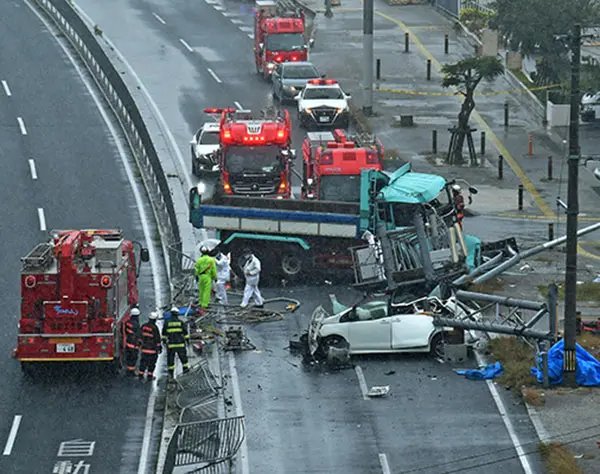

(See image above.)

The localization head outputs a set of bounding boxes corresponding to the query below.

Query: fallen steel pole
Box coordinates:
[433,317,555,340]
[452,251,504,286]
[455,290,546,311]
[472,221,600,285]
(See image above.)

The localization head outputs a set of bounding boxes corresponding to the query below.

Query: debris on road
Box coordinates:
[367,386,390,397]
[384,370,396,376]
[455,362,504,380]
[223,326,256,351]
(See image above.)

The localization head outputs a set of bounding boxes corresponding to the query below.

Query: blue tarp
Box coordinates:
[456,362,504,380]
[531,339,600,386]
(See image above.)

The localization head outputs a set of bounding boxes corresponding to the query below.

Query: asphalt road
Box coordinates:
[69,1,545,473]
[0,2,161,473]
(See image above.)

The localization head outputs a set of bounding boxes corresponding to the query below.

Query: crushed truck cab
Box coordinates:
[15,229,149,371]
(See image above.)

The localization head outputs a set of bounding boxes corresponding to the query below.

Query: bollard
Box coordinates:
[432,130,437,154]
[547,156,553,181]
[518,184,524,211]
[498,155,504,180]
[480,131,486,156]
[528,133,533,156]
[548,222,554,241]
[404,32,409,53]
[504,102,509,127]
[426,59,431,80]
[376,59,381,82]
[444,34,449,54]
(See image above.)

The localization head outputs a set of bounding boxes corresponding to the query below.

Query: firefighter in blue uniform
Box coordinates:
[138,311,162,379]
[124,307,141,375]
[162,306,190,379]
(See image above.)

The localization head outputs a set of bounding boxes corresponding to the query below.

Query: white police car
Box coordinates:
[190,121,221,177]
[295,79,351,129]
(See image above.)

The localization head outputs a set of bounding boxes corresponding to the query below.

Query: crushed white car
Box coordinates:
[308,294,481,359]
[190,122,221,177]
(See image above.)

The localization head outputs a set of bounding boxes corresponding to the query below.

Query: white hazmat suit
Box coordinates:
[240,253,264,308]
[214,253,231,305]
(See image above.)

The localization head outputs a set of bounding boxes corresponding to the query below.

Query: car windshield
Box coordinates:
[319,174,362,202]
[282,65,319,79]
[225,146,282,174]
[304,87,344,100]
[266,33,305,52]
[200,131,220,145]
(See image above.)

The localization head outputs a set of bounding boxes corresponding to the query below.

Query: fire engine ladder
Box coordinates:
[21,243,54,271]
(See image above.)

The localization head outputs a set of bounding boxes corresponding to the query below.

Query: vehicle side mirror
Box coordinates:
[290,149,297,159]
[309,38,315,49]
[595,168,600,181]
[293,94,301,101]
[189,139,195,145]
[345,94,352,100]
[258,42,264,52]
[468,186,478,195]
[140,248,150,262]
[320,73,327,78]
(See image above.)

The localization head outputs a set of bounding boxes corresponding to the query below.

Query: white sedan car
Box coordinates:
[190,122,221,177]
[308,295,478,359]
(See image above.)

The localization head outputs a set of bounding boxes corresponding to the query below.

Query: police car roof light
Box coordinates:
[308,79,338,85]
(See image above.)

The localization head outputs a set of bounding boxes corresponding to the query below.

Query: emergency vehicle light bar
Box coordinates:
[204,108,236,114]
[308,79,337,85]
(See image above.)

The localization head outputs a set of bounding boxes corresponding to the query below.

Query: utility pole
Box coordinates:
[563,23,582,387]
[362,0,374,116]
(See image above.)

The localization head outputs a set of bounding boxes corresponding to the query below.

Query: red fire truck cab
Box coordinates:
[302,129,385,202]
[15,229,149,373]
[254,0,308,80]
[206,107,294,198]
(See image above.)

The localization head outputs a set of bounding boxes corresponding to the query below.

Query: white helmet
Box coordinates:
[170,306,179,314]
[149,311,158,320]
[452,184,462,193]
[200,246,210,255]
[130,308,140,317]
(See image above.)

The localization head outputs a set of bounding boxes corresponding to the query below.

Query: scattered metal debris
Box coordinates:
[223,327,256,351]
[367,386,390,397]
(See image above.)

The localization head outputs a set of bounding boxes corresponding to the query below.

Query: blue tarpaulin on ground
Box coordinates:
[456,362,504,380]
[530,339,600,386]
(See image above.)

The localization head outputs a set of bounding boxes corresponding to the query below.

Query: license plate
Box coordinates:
[319,116,330,123]
[56,343,75,353]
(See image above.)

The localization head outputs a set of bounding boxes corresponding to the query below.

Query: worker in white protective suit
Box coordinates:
[214,251,231,305]
[240,248,264,308]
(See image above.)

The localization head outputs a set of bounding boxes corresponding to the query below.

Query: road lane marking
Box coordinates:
[2,80,11,96]
[239,26,254,33]
[29,159,38,180]
[152,12,166,25]
[354,365,369,400]
[17,117,27,135]
[37,208,46,231]
[207,68,222,83]
[248,34,254,40]
[231,18,244,24]
[23,9,167,474]
[228,352,249,474]
[2,415,22,456]
[213,5,225,11]
[378,453,391,474]
[221,11,237,17]
[204,0,219,4]
[234,101,243,110]
[179,38,194,53]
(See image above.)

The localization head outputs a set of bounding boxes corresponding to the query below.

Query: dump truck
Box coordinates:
[14,229,149,373]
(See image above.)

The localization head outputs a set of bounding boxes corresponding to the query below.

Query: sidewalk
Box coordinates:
[304,2,600,473]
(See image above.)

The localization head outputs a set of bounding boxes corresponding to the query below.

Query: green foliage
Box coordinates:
[459,8,495,37]
[441,56,505,93]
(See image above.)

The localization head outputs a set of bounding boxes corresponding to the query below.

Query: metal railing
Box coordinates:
[461,0,494,14]
[32,0,183,296]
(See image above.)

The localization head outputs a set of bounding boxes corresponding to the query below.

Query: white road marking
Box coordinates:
[207,68,222,84]
[179,38,194,53]
[234,101,243,110]
[17,117,27,135]
[378,453,391,474]
[73,5,193,191]
[213,5,225,11]
[354,365,369,400]
[37,208,46,231]
[476,352,534,474]
[230,18,244,24]
[24,6,166,474]
[28,159,38,180]
[248,34,254,40]
[2,415,22,456]
[152,12,166,25]
[204,0,219,4]
[2,80,11,96]
[239,26,254,33]
[221,11,236,17]
[228,352,249,474]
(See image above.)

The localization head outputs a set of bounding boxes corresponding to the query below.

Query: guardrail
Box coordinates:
[32,0,183,293]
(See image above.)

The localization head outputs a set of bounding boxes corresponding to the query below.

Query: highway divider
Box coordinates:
[31,0,183,296]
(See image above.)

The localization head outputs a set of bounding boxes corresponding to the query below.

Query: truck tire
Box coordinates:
[280,247,305,279]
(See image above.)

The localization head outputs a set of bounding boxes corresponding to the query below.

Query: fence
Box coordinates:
[434,0,462,18]
[32,0,183,294]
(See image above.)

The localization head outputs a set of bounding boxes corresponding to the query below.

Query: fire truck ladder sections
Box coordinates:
[176,358,222,410]
[348,132,378,148]
[21,243,54,271]
[163,416,245,474]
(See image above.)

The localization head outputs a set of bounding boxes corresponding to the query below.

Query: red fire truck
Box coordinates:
[14,229,149,373]
[205,107,294,198]
[254,0,309,80]
[301,129,385,201]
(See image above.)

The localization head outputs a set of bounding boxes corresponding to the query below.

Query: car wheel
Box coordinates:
[280,248,304,279]
[430,333,446,360]
[317,335,348,359]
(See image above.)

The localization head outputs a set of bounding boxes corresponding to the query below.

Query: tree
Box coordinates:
[441,56,504,165]
[492,0,600,85]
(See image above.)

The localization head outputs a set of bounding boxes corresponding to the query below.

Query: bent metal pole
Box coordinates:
[362,0,374,115]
